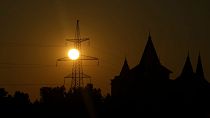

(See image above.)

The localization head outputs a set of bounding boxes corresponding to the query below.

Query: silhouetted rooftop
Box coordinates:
[120,58,130,76]
[196,53,204,78]
[180,53,194,77]
[139,33,160,67]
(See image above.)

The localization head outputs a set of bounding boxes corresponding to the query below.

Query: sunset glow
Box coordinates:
[68,49,80,60]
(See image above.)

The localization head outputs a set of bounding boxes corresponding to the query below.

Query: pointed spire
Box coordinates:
[148,31,151,40]
[196,52,204,78]
[180,53,194,77]
[139,32,160,66]
[120,58,130,76]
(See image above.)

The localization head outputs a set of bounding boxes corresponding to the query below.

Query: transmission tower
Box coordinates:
[56,20,99,89]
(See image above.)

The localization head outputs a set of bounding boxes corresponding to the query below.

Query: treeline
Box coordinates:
[1,82,210,118]
[0,84,110,118]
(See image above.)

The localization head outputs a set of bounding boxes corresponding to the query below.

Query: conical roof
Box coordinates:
[196,53,204,78]
[180,53,194,77]
[139,33,160,67]
[120,58,130,76]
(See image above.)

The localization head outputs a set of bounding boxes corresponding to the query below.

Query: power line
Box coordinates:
[0,83,63,86]
[0,42,67,47]
[0,63,56,68]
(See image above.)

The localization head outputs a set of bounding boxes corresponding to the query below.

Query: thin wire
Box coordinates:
[0,63,56,68]
[0,83,63,86]
[0,42,67,47]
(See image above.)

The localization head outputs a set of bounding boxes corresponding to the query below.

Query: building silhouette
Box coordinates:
[111,33,210,117]
[112,33,172,98]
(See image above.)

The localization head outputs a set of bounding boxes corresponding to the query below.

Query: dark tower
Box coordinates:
[139,32,160,67]
[180,53,194,78]
[131,33,172,79]
[56,20,99,89]
[195,53,209,86]
[111,58,130,97]
[196,53,204,79]
[120,58,130,76]
[111,33,172,97]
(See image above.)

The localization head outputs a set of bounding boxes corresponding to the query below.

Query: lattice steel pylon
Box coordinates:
[56,20,99,89]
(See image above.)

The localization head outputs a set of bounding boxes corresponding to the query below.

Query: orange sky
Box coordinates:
[0,0,210,101]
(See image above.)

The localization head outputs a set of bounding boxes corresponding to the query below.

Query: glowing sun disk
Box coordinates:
[68,49,80,60]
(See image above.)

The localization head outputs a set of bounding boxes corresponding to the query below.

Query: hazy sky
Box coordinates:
[0,0,210,101]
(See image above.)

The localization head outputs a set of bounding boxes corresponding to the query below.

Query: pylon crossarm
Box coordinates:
[56,57,70,66]
[57,57,70,61]
[57,55,99,61]
[56,55,99,67]
[80,55,99,60]
[80,55,99,65]
[65,38,89,42]
[56,55,99,62]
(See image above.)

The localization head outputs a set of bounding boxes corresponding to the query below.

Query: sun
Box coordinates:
[68,48,80,60]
